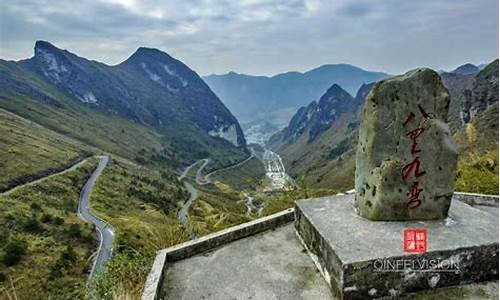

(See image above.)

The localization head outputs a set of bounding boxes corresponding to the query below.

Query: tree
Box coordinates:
[49,245,78,279]
[68,223,81,238]
[30,202,41,211]
[62,245,77,263]
[4,238,28,266]
[24,216,42,233]
[54,216,65,225]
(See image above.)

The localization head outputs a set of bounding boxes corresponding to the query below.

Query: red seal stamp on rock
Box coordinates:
[403,228,427,253]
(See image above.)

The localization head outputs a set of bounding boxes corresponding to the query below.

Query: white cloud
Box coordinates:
[0,0,498,76]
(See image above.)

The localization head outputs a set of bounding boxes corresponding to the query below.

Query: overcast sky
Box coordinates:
[1,0,498,76]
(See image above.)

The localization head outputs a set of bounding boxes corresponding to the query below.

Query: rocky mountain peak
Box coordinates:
[283,101,318,142]
[309,84,354,141]
[34,40,59,53]
[121,46,200,94]
[18,41,246,149]
[318,83,352,106]
[120,46,246,148]
[32,41,73,78]
[126,47,174,64]
[451,63,480,75]
[277,83,357,144]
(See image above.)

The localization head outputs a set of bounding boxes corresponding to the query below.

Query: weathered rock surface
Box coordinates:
[355,68,458,220]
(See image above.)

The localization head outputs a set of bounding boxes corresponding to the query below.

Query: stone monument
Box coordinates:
[355,68,458,220]
[294,68,498,299]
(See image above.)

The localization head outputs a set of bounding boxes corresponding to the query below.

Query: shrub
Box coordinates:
[49,245,78,279]
[30,202,41,211]
[0,228,9,246]
[41,213,53,223]
[62,245,77,263]
[24,216,42,233]
[68,223,81,238]
[4,238,28,266]
[54,216,65,225]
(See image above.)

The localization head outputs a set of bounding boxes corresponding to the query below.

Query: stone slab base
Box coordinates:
[294,194,499,300]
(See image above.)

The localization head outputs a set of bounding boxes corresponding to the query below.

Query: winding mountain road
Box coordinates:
[1,157,90,196]
[177,159,209,239]
[194,158,212,185]
[177,153,256,238]
[77,155,114,278]
[177,181,198,239]
[197,150,257,185]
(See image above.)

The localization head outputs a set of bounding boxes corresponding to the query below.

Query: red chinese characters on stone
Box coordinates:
[402,106,432,209]
[408,182,424,209]
[403,112,416,127]
[401,156,426,183]
[407,128,425,154]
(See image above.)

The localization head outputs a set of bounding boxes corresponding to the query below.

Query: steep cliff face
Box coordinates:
[441,59,498,132]
[440,72,475,132]
[117,47,246,147]
[19,41,246,148]
[271,84,357,145]
[463,59,499,123]
[268,83,374,192]
[270,60,498,194]
[1,41,248,170]
[451,59,499,194]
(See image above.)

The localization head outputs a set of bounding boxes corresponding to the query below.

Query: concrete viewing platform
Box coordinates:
[163,224,332,299]
[142,192,499,300]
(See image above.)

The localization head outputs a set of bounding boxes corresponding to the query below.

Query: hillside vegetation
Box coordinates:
[0,109,94,191]
[88,157,189,299]
[0,158,98,300]
[454,99,499,193]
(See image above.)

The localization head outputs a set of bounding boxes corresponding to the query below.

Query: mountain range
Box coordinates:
[269,59,498,193]
[203,64,389,128]
[0,41,247,171]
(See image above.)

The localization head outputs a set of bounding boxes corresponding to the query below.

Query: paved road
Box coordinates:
[1,157,90,196]
[77,155,114,278]
[177,159,211,239]
[194,158,212,185]
[178,181,198,239]
[177,153,258,238]
[198,150,256,185]
[178,159,204,181]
